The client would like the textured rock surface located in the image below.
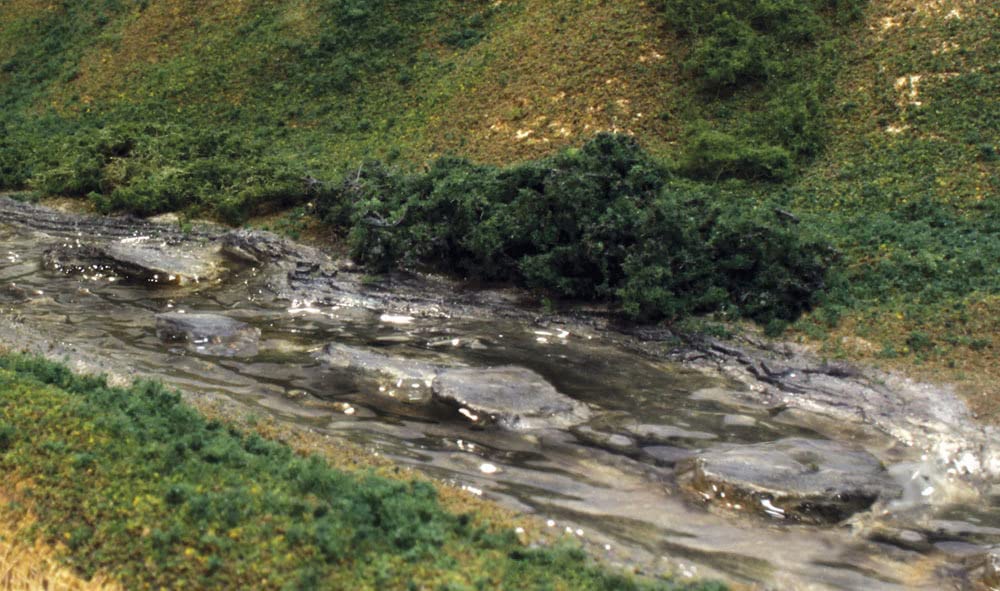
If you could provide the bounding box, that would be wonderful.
[155,312,260,357]
[44,240,224,285]
[315,343,439,404]
[433,366,591,430]
[688,437,902,524]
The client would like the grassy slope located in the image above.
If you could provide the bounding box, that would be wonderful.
[0,1,996,405]
[0,354,719,591]
[785,0,999,418]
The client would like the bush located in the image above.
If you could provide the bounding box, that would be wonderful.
[679,127,793,181]
[316,134,832,324]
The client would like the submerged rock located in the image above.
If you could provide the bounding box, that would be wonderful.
[432,366,591,430]
[315,343,439,404]
[642,445,697,467]
[155,312,260,357]
[686,437,902,524]
[571,425,637,453]
[44,239,224,285]
[623,423,718,443]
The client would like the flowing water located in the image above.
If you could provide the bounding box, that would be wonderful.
[1,216,997,590]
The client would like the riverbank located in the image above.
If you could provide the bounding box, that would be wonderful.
[0,353,718,590]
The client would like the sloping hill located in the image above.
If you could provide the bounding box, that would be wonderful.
[0,0,997,412]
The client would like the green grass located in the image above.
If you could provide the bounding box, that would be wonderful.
[0,353,723,591]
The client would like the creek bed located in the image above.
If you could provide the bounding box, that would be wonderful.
[1,203,998,590]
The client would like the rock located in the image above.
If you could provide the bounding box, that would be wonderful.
[155,312,260,357]
[432,366,591,430]
[687,438,902,524]
[571,425,637,453]
[315,343,439,404]
[723,414,757,428]
[622,423,718,443]
[44,239,224,285]
[222,229,333,270]
[642,445,696,467]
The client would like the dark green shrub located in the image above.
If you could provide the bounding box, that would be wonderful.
[317,135,831,324]
[0,421,14,452]
[684,14,770,91]
[679,127,793,180]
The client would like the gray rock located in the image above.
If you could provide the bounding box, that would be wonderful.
[432,366,591,430]
[687,437,902,524]
[571,425,637,452]
[623,423,718,442]
[723,414,757,428]
[155,312,260,357]
[315,343,439,404]
[44,240,224,285]
[643,445,696,466]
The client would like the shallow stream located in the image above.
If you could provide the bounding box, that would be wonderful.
[1,215,997,590]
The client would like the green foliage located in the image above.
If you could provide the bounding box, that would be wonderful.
[662,0,865,180]
[0,354,715,590]
[318,134,832,324]
[678,126,792,180]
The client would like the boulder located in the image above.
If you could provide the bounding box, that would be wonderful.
[432,366,591,430]
[642,445,696,467]
[315,343,439,404]
[623,423,718,443]
[44,239,224,285]
[571,425,637,453]
[687,437,902,524]
[155,312,260,357]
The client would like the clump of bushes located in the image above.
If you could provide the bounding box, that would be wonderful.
[27,121,308,220]
[662,0,866,181]
[317,134,832,324]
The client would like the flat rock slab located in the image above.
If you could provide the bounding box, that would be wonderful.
[688,437,902,524]
[315,343,439,404]
[44,239,224,285]
[432,366,591,430]
[623,423,718,442]
[155,313,260,357]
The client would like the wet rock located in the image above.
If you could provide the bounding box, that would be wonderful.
[642,445,696,467]
[432,366,591,430]
[571,425,637,453]
[44,239,224,285]
[155,312,260,357]
[723,414,757,428]
[623,423,718,443]
[222,229,334,270]
[315,343,439,404]
[688,337,1000,480]
[687,438,902,524]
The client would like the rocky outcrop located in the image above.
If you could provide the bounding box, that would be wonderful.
[155,312,260,357]
[314,343,439,404]
[685,437,902,525]
[675,336,1000,481]
[432,366,591,430]
[44,239,225,285]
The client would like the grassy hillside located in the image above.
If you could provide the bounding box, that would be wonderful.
[0,1,997,409]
